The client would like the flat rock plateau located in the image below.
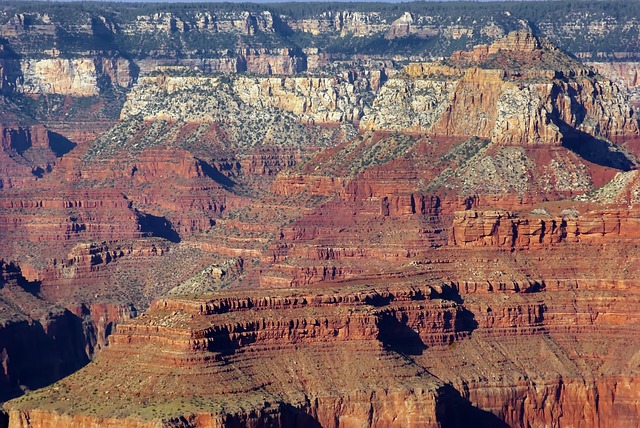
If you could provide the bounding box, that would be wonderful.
[0,1,640,427]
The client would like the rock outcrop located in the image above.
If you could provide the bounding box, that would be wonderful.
[1,2,639,103]
[589,61,640,106]
[18,57,134,96]
[6,280,640,427]
[449,208,640,248]
[0,261,94,401]
[232,75,370,124]
[362,31,639,146]
[0,123,53,189]
[580,169,640,205]
[2,5,640,428]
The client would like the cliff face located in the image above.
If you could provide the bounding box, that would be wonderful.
[1,2,640,102]
[588,61,640,107]
[119,70,382,127]
[362,31,639,146]
[5,287,450,427]
[0,120,60,191]
[6,281,640,427]
[449,208,640,248]
[17,57,134,96]
[0,261,104,402]
[1,5,640,427]
[232,74,378,124]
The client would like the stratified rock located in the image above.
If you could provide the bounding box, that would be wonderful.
[448,208,640,248]
[6,282,640,427]
[18,57,134,96]
[362,31,639,146]
[1,10,640,428]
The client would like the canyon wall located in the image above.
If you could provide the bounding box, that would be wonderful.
[0,2,640,99]
[361,31,639,145]
[0,12,639,428]
[17,57,134,97]
[6,280,640,427]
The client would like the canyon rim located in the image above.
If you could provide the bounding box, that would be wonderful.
[0,1,640,427]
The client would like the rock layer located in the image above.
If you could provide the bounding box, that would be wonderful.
[6,281,640,427]
[362,32,639,146]
[0,14,640,428]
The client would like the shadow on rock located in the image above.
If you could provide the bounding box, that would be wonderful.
[377,311,426,356]
[48,131,77,157]
[455,306,479,335]
[431,284,464,304]
[279,403,322,428]
[437,384,509,428]
[562,128,636,171]
[136,211,181,243]
[206,327,242,356]
[0,310,91,402]
[198,158,236,189]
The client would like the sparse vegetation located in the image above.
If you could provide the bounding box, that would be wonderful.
[2,1,640,61]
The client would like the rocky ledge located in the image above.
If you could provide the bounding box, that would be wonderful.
[6,281,640,427]
[361,31,639,146]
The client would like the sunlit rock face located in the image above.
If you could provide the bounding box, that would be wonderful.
[0,3,640,426]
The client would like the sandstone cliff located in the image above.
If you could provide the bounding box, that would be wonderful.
[18,57,134,96]
[6,280,640,427]
[362,31,639,146]
[449,208,640,248]
[1,5,640,427]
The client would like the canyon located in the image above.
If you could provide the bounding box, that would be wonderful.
[0,1,639,427]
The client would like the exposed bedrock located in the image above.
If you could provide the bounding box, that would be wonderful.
[5,284,640,427]
[362,33,639,145]
[0,261,139,403]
